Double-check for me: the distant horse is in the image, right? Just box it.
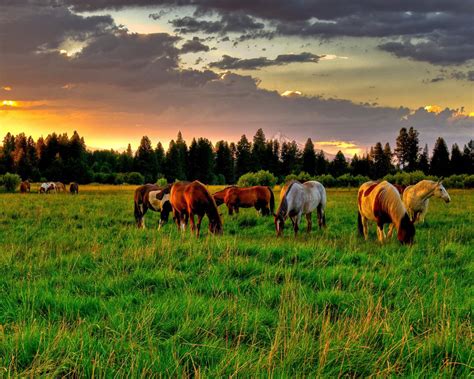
[20,180,30,193]
[213,185,275,215]
[402,179,450,223]
[39,182,56,194]
[69,182,79,194]
[392,183,406,195]
[274,180,327,237]
[55,182,66,193]
[170,181,222,237]
[134,183,172,229]
[357,181,415,245]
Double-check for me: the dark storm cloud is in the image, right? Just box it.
[56,0,474,65]
[180,37,210,53]
[170,13,264,35]
[209,52,321,70]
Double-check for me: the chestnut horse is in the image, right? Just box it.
[20,180,30,193]
[55,182,66,193]
[69,182,79,194]
[170,181,222,237]
[357,181,415,245]
[134,183,172,229]
[213,185,275,215]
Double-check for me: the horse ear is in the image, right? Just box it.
[438,177,444,183]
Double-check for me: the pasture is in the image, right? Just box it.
[0,185,472,377]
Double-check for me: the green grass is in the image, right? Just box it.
[0,186,472,377]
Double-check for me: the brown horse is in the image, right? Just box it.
[55,182,66,193]
[170,181,222,237]
[20,180,30,193]
[69,182,79,194]
[213,185,275,215]
[357,181,415,245]
[134,183,172,228]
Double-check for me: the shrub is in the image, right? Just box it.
[156,177,168,186]
[443,175,465,189]
[464,175,474,188]
[237,170,277,187]
[314,174,337,188]
[125,172,145,185]
[1,173,21,192]
[284,171,312,184]
[115,173,126,185]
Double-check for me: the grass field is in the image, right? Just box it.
[0,185,472,377]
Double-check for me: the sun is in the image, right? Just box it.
[1,100,18,107]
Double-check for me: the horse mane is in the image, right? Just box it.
[277,180,298,218]
[376,182,407,227]
[194,181,222,226]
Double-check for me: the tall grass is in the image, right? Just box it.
[0,187,472,376]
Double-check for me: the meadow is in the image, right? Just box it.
[0,185,472,377]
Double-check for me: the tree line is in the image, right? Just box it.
[0,128,472,185]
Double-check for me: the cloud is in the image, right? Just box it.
[209,52,321,70]
[180,37,210,54]
[170,14,264,35]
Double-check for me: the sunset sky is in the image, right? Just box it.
[1,1,473,154]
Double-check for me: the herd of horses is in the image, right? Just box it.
[134,178,451,243]
[19,180,79,194]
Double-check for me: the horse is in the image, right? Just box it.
[170,181,223,237]
[213,185,275,216]
[55,182,66,193]
[20,180,30,193]
[69,182,79,194]
[274,180,326,237]
[39,182,56,194]
[357,181,415,245]
[134,183,172,229]
[402,179,450,223]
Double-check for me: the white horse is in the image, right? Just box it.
[402,179,451,223]
[274,180,326,236]
[39,182,56,194]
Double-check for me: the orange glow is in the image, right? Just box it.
[316,140,363,156]
[2,86,12,91]
[1,100,18,107]
[424,105,443,114]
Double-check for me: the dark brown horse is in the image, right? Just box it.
[170,181,222,237]
[134,183,172,228]
[20,180,30,193]
[213,185,275,215]
[69,182,79,194]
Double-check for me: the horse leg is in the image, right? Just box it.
[387,223,395,239]
[227,204,233,216]
[182,213,189,232]
[305,213,312,233]
[362,217,369,240]
[196,214,203,237]
[173,210,181,231]
[235,206,239,214]
[189,212,196,235]
[376,223,386,243]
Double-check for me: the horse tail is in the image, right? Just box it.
[134,187,144,228]
[268,186,275,215]
[357,211,364,236]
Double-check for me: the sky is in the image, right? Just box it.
[0,0,473,155]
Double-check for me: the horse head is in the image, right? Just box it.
[398,214,415,245]
[434,180,451,203]
[209,217,223,235]
[274,213,285,237]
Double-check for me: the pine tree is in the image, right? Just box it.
[383,142,394,174]
[155,142,165,177]
[118,144,134,173]
[462,140,473,174]
[251,128,266,171]
[372,142,388,178]
[1,132,15,173]
[406,127,420,171]
[302,138,316,176]
[135,136,158,183]
[165,139,187,181]
[330,151,348,177]
[450,143,464,175]
[280,141,301,176]
[395,127,409,169]
[430,137,450,177]
[236,134,252,178]
[215,140,235,184]
[315,150,328,175]
[418,144,430,174]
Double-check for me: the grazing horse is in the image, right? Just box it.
[274,180,327,237]
[20,180,30,193]
[357,181,415,245]
[402,179,450,223]
[170,181,223,237]
[55,182,66,193]
[134,183,172,229]
[213,185,275,216]
[39,182,56,194]
[69,182,79,194]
